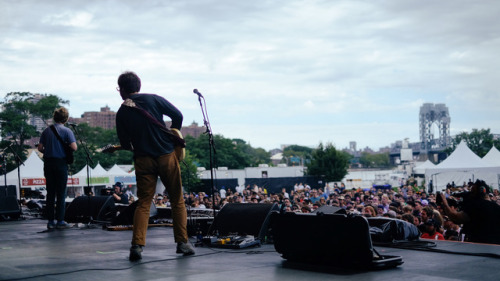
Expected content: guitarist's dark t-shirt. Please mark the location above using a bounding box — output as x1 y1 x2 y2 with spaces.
116 93 183 158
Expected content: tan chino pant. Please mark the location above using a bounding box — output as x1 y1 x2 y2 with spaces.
132 152 188 246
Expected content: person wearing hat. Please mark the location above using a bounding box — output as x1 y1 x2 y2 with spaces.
112 182 128 204
420 219 444 240
439 179 500 244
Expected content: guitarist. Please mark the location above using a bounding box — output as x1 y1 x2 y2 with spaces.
37 107 77 230
115 71 194 261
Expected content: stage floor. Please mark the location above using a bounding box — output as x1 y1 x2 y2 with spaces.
1 217 499 281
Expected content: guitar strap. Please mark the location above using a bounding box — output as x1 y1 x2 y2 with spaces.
49 125 73 163
50 125 66 147
122 98 186 148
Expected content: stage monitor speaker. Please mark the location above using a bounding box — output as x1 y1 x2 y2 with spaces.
271 212 403 269
112 201 157 226
0 196 22 218
208 203 279 241
0 185 17 198
312 205 346 215
65 196 117 223
270 212 374 267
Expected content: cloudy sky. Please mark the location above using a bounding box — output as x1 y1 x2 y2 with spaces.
1 0 499 151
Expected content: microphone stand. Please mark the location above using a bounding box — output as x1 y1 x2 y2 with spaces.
7 144 25 201
1 153 7 189
69 124 95 223
194 89 218 221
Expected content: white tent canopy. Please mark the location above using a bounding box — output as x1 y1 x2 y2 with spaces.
425 141 500 191
107 164 136 185
482 146 500 166
5 151 45 198
2 151 139 198
92 162 108 176
73 165 91 177
413 160 436 175
433 141 485 168
107 164 129 176
5 151 45 182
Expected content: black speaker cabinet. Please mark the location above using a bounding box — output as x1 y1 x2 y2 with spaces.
187 217 213 237
0 196 22 219
65 196 117 223
112 201 157 226
270 212 374 267
0 185 17 198
208 203 279 241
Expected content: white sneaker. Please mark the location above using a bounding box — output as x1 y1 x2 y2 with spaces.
176 242 195 256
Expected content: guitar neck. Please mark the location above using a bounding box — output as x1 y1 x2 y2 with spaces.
99 145 123 153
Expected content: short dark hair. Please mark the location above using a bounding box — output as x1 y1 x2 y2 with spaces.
402 213 414 223
474 179 490 195
118 71 141 94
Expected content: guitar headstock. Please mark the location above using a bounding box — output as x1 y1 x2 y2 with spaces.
99 144 121 153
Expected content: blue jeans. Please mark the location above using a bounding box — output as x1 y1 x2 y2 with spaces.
44 158 68 222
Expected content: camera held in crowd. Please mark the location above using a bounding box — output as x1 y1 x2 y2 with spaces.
436 191 443 205
101 188 115 196
436 191 463 210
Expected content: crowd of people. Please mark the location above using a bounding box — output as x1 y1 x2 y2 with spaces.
151 180 500 244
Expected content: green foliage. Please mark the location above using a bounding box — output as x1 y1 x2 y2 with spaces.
180 150 202 193
282 144 313 166
0 91 315 181
359 152 391 168
69 123 133 174
32 95 69 120
0 92 67 171
250 147 272 166
185 134 270 169
306 142 350 182
444 128 500 157
233 138 271 167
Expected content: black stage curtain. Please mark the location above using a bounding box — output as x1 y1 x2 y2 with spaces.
200 178 239 195
244 176 323 194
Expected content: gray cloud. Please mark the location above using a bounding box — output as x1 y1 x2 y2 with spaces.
1 0 499 150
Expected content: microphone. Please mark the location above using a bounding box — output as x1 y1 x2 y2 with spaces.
193 89 203 97
67 122 78 127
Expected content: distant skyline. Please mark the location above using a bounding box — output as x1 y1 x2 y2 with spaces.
2 1 499 151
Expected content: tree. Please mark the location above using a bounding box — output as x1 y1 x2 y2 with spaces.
232 138 271 167
444 128 500 157
0 92 67 171
185 134 269 169
282 145 313 166
180 150 202 193
68 123 133 174
359 152 391 168
306 142 351 182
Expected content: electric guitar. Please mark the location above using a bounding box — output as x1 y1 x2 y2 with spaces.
100 128 185 161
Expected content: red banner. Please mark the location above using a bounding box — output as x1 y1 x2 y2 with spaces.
68 178 79 185
22 178 79 186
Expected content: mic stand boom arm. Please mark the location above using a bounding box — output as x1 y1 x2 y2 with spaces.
194 89 217 220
